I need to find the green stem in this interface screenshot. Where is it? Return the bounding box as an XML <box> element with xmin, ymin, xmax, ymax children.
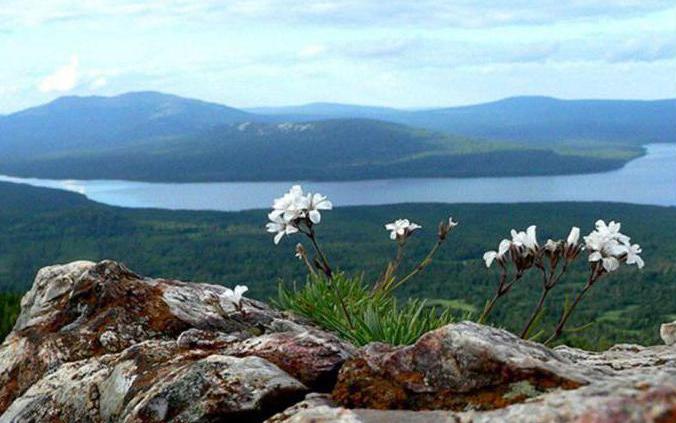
<box><xmin>305</xmin><ymin>227</ymin><xmax>354</xmax><ymax>330</ymax></box>
<box><xmin>387</xmin><ymin>239</ymin><xmax>443</xmax><ymax>293</ymax></box>
<box><xmin>373</xmin><ymin>240</ymin><xmax>406</xmax><ymax>293</ymax></box>
<box><xmin>545</xmin><ymin>266</ymin><xmax>599</xmax><ymax>345</ymax></box>
<box><xmin>520</xmin><ymin>286</ymin><xmax>549</xmax><ymax>338</ymax></box>
<box><xmin>521</xmin><ymin>260</ymin><xmax>571</xmax><ymax>339</ymax></box>
<box><xmin>478</xmin><ymin>271</ymin><xmax>521</xmax><ymax>324</ymax></box>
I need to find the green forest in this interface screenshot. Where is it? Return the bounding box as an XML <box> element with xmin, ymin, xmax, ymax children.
<box><xmin>0</xmin><ymin>181</ymin><xmax>674</xmax><ymax>350</ymax></box>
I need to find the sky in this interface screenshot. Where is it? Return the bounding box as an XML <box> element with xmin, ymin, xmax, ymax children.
<box><xmin>0</xmin><ymin>0</ymin><xmax>675</xmax><ymax>113</ymax></box>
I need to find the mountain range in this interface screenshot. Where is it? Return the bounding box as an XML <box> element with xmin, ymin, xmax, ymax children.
<box><xmin>0</xmin><ymin>92</ymin><xmax>673</xmax><ymax>182</ymax></box>
<box><xmin>250</xmin><ymin>97</ymin><xmax>676</xmax><ymax>146</ymax></box>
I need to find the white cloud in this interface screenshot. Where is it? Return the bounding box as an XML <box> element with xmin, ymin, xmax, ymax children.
<box><xmin>89</xmin><ymin>76</ymin><xmax>108</xmax><ymax>89</ymax></box>
<box><xmin>1</xmin><ymin>0</ymin><xmax>673</xmax><ymax>30</ymax></box>
<box><xmin>38</xmin><ymin>55</ymin><xmax>80</xmax><ymax>92</ymax></box>
<box><xmin>297</xmin><ymin>44</ymin><xmax>327</xmax><ymax>59</ymax></box>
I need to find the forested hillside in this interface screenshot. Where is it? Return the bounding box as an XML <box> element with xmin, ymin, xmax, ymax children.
<box><xmin>252</xmin><ymin>96</ymin><xmax>676</xmax><ymax>147</ymax></box>
<box><xmin>0</xmin><ymin>182</ymin><xmax>674</xmax><ymax>348</ymax></box>
<box><xmin>0</xmin><ymin>93</ymin><xmax>664</xmax><ymax>182</ymax></box>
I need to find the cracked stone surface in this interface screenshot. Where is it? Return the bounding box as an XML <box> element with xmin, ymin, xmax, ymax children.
<box><xmin>1</xmin><ymin>260</ymin><xmax>674</xmax><ymax>423</ymax></box>
<box><xmin>0</xmin><ymin>261</ymin><xmax>353</xmax><ymax>422</ymax></box>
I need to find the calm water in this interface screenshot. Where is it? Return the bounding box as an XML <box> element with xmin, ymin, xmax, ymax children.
<box><xmin>1</xmin><ymin>144</ymin><xmax>675</xmax><ymax>211</ymax></box>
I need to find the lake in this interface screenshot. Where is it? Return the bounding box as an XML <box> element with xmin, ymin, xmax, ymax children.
<box><xmin>1</xmin><ymin>143</ymin><xmax>675</xmax><ymax>211</ymax></box>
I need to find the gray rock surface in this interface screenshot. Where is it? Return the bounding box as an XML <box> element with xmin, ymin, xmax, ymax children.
<box><xmin>332</xmin><ymin>322</ymin><xmax>596</xmax><ymax>411</ymax></box>
<box><xmin>0</xmin><ymin>260</ymin><xmax>352</xmax><ymax>422</ymax></box>
<box><xmin>662</xmin><ymin>320</ymin><xmax>676</xmax><ymax>345</ymax></box>
<box><xmin>1</xmin><ymin>260</ymin><xmax>674</xmax><ymax>423</ymax></box>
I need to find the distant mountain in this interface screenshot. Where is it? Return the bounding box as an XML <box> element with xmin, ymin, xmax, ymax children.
<box><xmin>248</xmin><ymin>96</ymin><xmax>676</xmax><ymax>146</ymax></box>
<box><xmin>246</xmin><ymin>102</ymin><xmax>405</xmax><ymax>120</ymax></box>
<box><xmin>0</xmin><ymin>91</ymin><xmax>255</xmax><ymax>159</ymax></box>
<box><xmin>0</xmin><ymin>92</ymin><xmax>657</xmax><ymax>182</ymax></box>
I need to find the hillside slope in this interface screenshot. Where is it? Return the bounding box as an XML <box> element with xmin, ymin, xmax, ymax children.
<box><xmin>0</xmin><ymin>118</ymin><xmax>626</xmax><ymax>181</ymax></box>
<box><xmin>249</xmin><ymin>96</ymin><xmax>676</xmax><ymax>149</ymax></box>
<box><xmin>0</xmin><ymin>91</ymin><xmax>256</xmax><ymax>159</ymax></box>
<box><xmin>0</xmin><ymin>181</ymin><xmax>674</xmax><ymax>348</ymax></box>
<box><xmin>0</xmin><ymin>93</ymin><xmax>666</xmax><ymax>181</ymax></box>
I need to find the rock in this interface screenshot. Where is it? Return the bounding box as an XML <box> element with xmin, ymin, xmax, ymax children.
<box><xmin>265</xmin><ymin>393</ymin><xmax>337</xmax><ymax>422</ymax></box>
<box><xmin>227</xmin><ymin>329</ymin><xmax>356</xmax><ymax>391</ymax></box>
<box><xmin>273</xmin><ymin>379</ymin><xmax>676</xmax><ymax>422</ymax></box>
<box><xmin>124</xmin><ymin>354</ymin><xmax>307</xmax><ymax>422</ymax></box>
<box><xmin>0</xmin><ymin>260</ymin><xmax>351</xmax><ymax>422</ymax></box>
<box><xmin>2</xmin><ymin>260</ymin><xmax>675</xmax><ymax>422</ymax></box>
<box><xmin>661</xmin><ymin>321</ymin><xmax>676</xmax><ymax>345</ymax></box>
<box><xmin>332</xmin><ymin>322</ymin><xmax>594</xmax><ymax>411</ymax></box>
<box><xmin>277</xmin><ymin>335</ymin><xmax>676</xmax><ymax>422</ymax></box>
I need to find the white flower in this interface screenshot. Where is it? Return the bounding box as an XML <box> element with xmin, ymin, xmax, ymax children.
<box><xmin>544</xmin><ymin>239</ymin><xmax>559</xmax><ymax>253</ymax></box>
<box><xmin>385</xmin><ymin>219</ymin><xmax>421</xmax><ymax>240</ymax></box>
<box><xmin>267</xmin><ymin>185</ymin><xmax>334</xmax><ymax>243</ymax></box>
<box><xmin>625</xmin><ymin>243</ymin><xmax>644</xmax><ymax>269</ymax></box>
<box><xmin>270</xmin><ymin>185</ymin><xmax>308</xmax><ymax>222</ymax></box>
<box><xmin>306</xmin><ymin>192</ymin><xmax>332</xmax><ymax>224</ymax></box>
<box><xmin>266</xmin><ymin>214</ymin><xmax>299</xmax><ymax>244</ymax></box>
<box><xmin>269</xmin><ymin>185</ymin><xmax>332</xmax><ymax>226</ymax></box>
<box><xmin>602</xmin><ymin>257</ymin><xmax>620</xmax><ymax>272</ymax></box>
<box><xmin>447</xmin><ymin>216</ymin><xmax>459</xmax><ymax>228</ymax></box>
<box><xmin>566</xmin><ymin>227</ymin><xmax>580</xmax><ymax>247</ymax></box>
<box><xmin>584</xmin><ymin>230</ymin><xmax>606</xmax><ymax>252</ymax></box>
<box><xmin>585</xmin><ymin>219</ymin><xmax>643</xmax><ymax>273</ymax></box>
<box><xmin>220</xmin><ymin>285</ymin><xmax>248</xmax><ymax>308</ymax></box>
<box><xmin>483</xmin><ymin>239</ymin><xmax>511</xmax><ymax>268</ymax></box>
<box><xmin>594</xmin><ymin>220</ymin><xmax>630</xmax><ymax>244</ymax></box>
<box><xmin>510</xmin><ymin>225</ymin><xmax>538</xmax><ymax>252</ymax></box>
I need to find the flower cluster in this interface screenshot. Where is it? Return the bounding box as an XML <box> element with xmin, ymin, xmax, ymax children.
<box><xmin>385</xmin><ymin>219</ymin><xmax>421</xmax><ymax>241</ymax></box>
<box><xmin>483</xmin><ymin>225</ymin><xmax>583</xmax><ymax>271</ymax></box>
<box><xmin>585</xmin><ymin>220</ymin><xmax>644</xmax><ymax>272</ymax></box>
<box><xmin>481</xmin><ymin>219</ymin><xmax>644</xmax><ymax>343</ymax></box>
<box><xmin>266</xmin><ymin>185</ymin><xmax>332</xmax><ymax>244</ymax></box>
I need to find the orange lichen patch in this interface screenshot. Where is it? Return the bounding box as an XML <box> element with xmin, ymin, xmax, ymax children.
<box><xmin>331</xmin><ymin>355</ymin><xmax>409</xmax><ymax>410</ymax></box>
<box><xmin>0</xmin><ymin>369</ymin><xmax>20</xmax><ymax>414</ymax></box>
<box><xmin>0</xmin><ymin>341</ymin><xmax>47</xmax><ymax>415</ymax></box>
<box><xmin>0</xmin><ymin>263</ymin><xmax>198</xmax><ymax>416</ymax></box>
<box><xmin>333</xmin><ymin>352</ymin><xmax>585</xmax><ymax>412</ymax></box>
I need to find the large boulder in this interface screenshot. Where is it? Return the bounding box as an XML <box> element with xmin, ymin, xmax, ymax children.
<box><xmin>332</xmin><ymin>322</ymin><xmax>595</xmax><ymax>411</ymax></box>
<box><xmin>0</xmin><ymin>260</ymin><xmax>353</xmax><ymax>422</ymax></box>
<box><xmin>281</xmin><ymin>323</ymin><xmax>675</xmax><ymax>421</ymax></box>
<box><xmin>1</xmin><ymin>260</ymin><xmax>674</xmax><ymax>423</ymax></box>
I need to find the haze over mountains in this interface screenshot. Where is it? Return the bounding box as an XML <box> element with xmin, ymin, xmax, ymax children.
<box><xmin>0</xmin><ymin>92</ymin><xmax>673</xmax><ymax>182</ymax></box>
<box><xmin>251</xmin><ymin>97</ymin><xmax>676</xmax><ymax>146</ymax></box>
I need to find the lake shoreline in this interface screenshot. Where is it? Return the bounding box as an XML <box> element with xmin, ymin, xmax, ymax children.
<box><xmin>0</xmin><ymin>143</ymin><xmax>673</xmax><ymax>211</ymax></box>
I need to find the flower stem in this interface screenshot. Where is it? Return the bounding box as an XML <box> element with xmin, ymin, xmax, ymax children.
<box><xmin>308</xmin><ymin>231</ymin><xmax>333</xmax><ymax>279</ymax></box>
<box><xmin>305</xmin><ymin>227</ymin><xmax>354</xmax><ymax>330</ymax></box>
<box><xmin>478</xmin><ymin>271</ymin><xmax>520</xmax><ymax>324</ymax></box>
<box><xmin>373</xmin><ymin>240</ymin><xmax>406</xmax><ymax>293</ymax></box>
<box><xmin>520</xmin><ymin>286</ymin><xmax>549</xmax><ymax>338</ymax></box>
<box><xmin>545</xmin><ymin>265</ymin><xmax>599</xmax><ymax>345</ymax></box>
<box><xmin>386</xmin><ymin>238</ymin><xmax>444</xmax><ymax>293</ymax></box>
<box><xmin>520</xmin><ymin>262</ymin><xmax>569</xmax><ymax>339</ymax></box>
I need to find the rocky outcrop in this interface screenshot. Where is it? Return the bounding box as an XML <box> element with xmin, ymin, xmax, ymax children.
<box><xmin>662</xmin><ymin>321</ymin><xmax>676</xmax><ymax>346</ymax></box>
<box><xmin>302</xmin><ymin>340</ymin><xmax>675</xmax><ymax>422</ymax></box>
<box><xmin>0</xmin><ymin>260</ymin><xmax>352</xmax><ymax>422</ymax></box>
<box><xmin>1</xmin><ymin>260</ymin><xmax>674</xmax><ymax>422</ymax></box>
<box><xmin>332</xmin><ymin>322</ymin><xmax>593</xmax><ymax>411</ymax></box>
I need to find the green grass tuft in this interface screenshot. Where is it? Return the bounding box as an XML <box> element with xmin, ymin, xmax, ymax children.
<box><xmin>275</xmin><ymin>272</ymin><xmax>456</xmax><ymax>346</ymax></box>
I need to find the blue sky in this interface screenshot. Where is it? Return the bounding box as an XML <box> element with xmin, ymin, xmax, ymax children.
<box><xmin>1</xmin><ymin>0</ymin><xmax>675</xmax><ymax>113</ymax></box>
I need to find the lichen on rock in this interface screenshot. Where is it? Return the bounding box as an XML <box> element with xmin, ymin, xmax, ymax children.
<box><xmin>0</xmin><ymin>260</ymin><xmax>674</xmax><ymax>423</ymax></box>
